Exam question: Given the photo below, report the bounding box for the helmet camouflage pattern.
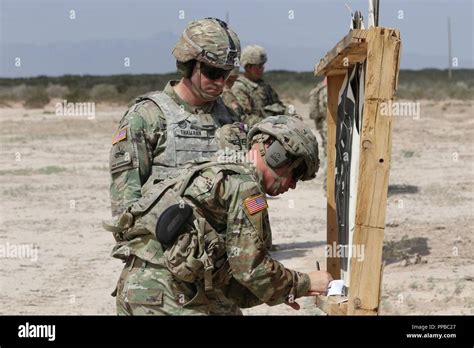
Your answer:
[240,45,267,67]
[248,115,320,181]
[172,17,241,70]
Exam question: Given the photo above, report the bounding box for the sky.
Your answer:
[0,0,473,77]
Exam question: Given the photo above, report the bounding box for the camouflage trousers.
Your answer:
[114,256,242,316]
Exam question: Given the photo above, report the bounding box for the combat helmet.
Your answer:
[240,45,267,67]
[248,115,319,182]
[173,17,240,71]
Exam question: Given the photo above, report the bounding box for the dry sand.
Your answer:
[0,98,472,315]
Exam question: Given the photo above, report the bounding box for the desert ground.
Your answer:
[0,97,472,315]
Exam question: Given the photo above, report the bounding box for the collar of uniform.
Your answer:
[238,75,259,89]
[243,161,266,194]
[164,80,215,115]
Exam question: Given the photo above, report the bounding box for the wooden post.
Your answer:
[313,27,401,316]
[347,28,400,315]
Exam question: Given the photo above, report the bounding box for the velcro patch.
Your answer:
[112,128,127,145]
[244,194,268,215]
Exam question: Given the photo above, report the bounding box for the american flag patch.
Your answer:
[112,128,127,144]
[244,194,268,215]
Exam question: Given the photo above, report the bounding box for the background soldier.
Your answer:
[109,115,332,315]
[309,78,328,190]
[231,45,289,127]
[109,18,241,217]
[221,67,245,118]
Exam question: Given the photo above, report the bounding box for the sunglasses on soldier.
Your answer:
[200,62,233,81]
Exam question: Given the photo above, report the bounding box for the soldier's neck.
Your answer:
[243,72,259,82]
[174,78,208,107]
[245,148,267,193]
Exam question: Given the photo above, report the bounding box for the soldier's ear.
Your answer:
[176,60,196,79]
[265,140,289,168]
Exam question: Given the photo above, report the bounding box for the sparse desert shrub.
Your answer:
[89,84,120,102]
[0,70,472,105]
[23,86,50,109]
[46,84,70,99]
[64,87,90,102]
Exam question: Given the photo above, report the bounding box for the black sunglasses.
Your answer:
[200,63,232,81]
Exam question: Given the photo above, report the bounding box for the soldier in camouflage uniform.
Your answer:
[309,78,328,190]
[231,45,289,127]
[107,115,333,315]
[309,78,327,157]
[109,18,241,217]
[221,67,245,118]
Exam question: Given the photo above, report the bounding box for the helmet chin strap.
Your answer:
[191,61,219,102]
[258,142,303,195]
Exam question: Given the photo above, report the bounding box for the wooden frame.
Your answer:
[314,27,401,315]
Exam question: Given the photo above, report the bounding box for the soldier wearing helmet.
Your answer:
[110,115,332,315]
[231,45,290,127]
[109,18,242,217]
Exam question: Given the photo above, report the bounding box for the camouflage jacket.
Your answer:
[111,161,311,307]
[221,85,244,119]
[109,80,238,216]
[309,81,327,127]
[231,75,287,126]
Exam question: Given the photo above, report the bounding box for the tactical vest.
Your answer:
[135,92,237,180]
[104,160,252,291]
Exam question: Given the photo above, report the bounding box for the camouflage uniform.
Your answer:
[109,18,241,217]
[309,80,328,157]
[231,45,287,127]
[309,80,327,191]
[108,116,319,315]
[221,67,245,118]
[221,86,243,117]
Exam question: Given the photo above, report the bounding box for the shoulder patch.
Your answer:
[112,128,127,145]
[243,193,268,215]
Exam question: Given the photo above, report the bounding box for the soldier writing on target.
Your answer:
[106,115,333,315]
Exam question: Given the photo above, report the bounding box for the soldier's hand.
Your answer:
[306,271,333,296]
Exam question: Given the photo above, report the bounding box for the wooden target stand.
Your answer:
[314,28,401,315]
